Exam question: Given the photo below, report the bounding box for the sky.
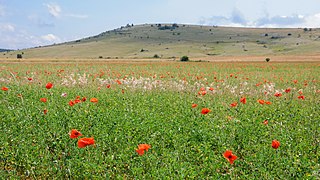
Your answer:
[1,0,320,49]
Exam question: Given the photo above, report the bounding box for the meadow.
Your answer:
[0,61,319,179]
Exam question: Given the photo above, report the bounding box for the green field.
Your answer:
[2,24,320,60]
[0,61,319,179]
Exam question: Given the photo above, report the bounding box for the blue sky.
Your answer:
[1,0,320,49]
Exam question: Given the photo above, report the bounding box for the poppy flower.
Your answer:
[43,109,48,115]
[223,150,237,164]
[69,100,75,106]
[90,98,98,103]
[192,103,198,108]
[81,97,87,102]
[230,102,238,107]
[27,77,33,81]
[258,99,265,105]
[45,82,53,89]
[69,129,83,139]
[40,98,47,103]
[263,120,268,125]
[106,84,111,88]
[78,137,95,148]
[272,140,280,149]
[2,86,8,91]
[298,95,305,100]
[274,92,282,97]
[201,108,210,115]
[285,88,291,93]
[265,101,272,105]
[209,87,214,91]
[136,144,151,156]
[240,97,246,104]
[74,99,81,104]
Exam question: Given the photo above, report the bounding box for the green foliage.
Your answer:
[180,55,189,61]
[0,62,319,179]
[266,57,270,62]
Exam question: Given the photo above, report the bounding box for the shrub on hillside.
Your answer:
[180,56,189,62]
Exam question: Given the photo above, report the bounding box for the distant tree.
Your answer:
[180,56,189,62]
[265,58,270,62]
[153,54,160,58]
[17,54,22,59]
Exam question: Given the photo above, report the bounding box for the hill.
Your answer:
[2,24,320,60]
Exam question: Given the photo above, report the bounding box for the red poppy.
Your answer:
[200,87,205,91]
[69,100,75,106]
[201,108,210,115]
[258,99,265,105]
[90,98,98,103]
[106,84,111,88]
[285,88,291,93]
[78,137,95,148]
[298,95,305,100]
[136,144,151,156]
[40,98,47,103]
[230,102,238,107]
[192,103,198,108]
[209,87,214,91]
[81,97,87,102]
[74,99,81,104]
[240,97,246,104]
[274,92,282,97]
[116,80,122,85]
[43,109,48,115]
[293,80,298,84]
[45,82,53,89]
[265,101,272,105]
[223,150,237,164]
[27,77,33,81]
[263,120,268,125]
[136,148,145,156]
[69,129,83,139]
[272,140,280,149]
[1,86,8,91]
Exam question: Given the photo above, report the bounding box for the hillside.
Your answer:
[2,24,320,60]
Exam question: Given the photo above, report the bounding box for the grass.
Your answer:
[2,24,320,60]
[0,61,319,179]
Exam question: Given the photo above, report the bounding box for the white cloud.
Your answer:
[200,11,320,28]
[41,34,61,42]
[45,3,61,18]
[0,23,15,32]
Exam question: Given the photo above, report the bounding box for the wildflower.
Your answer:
[61,92,67,97]
[293,80,298,84]
[201,108,210,115]
[69,100,75,106]
[192,103,198,108]
[263,120,268,125]
[285,88,291,93]
[90,98,98,103]
[43,109,48,115]
[81,97,87,102]
[106,84,111,88]
[74,99,81,104]
[45,82,53,89]
[40,98,47,103]
[78,137,95,148]
[230,102,238,107]
[1,86,8,91]
[209,87,214,91]
[136,144,151,156]
[223,150,237,164]
[272,140,280,149]
[240,97,246,104]
[69,129,83,139]
[298,95,305,100]
[265,101,272,105]
[258,99,265,105]
[274,92,282,97]
[27,77,33,81]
